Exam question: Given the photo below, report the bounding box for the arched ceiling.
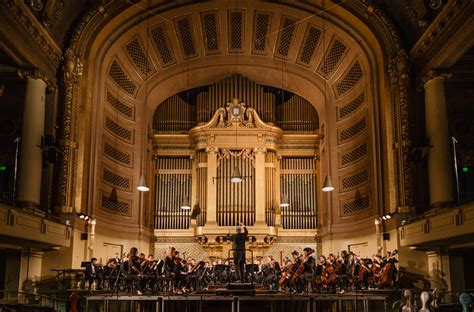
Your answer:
[85,0,382,230]
[94,1,372,120]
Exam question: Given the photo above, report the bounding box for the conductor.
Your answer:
[227,222,248,282]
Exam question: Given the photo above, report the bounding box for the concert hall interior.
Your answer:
[0,0,474,311]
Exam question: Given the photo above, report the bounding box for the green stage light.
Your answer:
[463,166,469,173]
[0,165,6,171]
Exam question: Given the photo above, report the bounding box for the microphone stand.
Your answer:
[452,136,460,204]
[13,137,20,205]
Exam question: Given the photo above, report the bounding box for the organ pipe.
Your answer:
[154,157,192,229]
[216,153,255,226]
[280,157,317,229]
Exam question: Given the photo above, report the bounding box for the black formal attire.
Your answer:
[227,226,248,282]
[85,262,103,290]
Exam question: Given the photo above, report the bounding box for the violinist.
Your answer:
[128,247,143,295]
[314,255,326,292]
[337,250,350,294]
[85,257,103,290]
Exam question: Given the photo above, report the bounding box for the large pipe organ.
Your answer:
[152,75,321,258]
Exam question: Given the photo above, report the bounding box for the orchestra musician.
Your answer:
[226,222,248,282]
[79,246,402,294]
[85,257,103,290]
[290,247,315,293]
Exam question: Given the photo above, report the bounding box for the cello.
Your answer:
[379,251,398,287]
[279,262,294,286]
[290,256,308,284]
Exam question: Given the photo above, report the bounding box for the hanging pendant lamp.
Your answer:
[180,196,191,210]
[137,174,150,192]
[280,193,289,207]
[231,165,242,183]
[322,175,335,192]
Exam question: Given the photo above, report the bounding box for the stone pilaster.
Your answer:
[206,147,218,225]
[254,147,266,225]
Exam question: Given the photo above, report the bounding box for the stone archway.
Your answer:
[59,0,412,255]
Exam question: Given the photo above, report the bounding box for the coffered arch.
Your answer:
[65,0,404,242]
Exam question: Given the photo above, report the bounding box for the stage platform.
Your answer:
[85,290,394,312]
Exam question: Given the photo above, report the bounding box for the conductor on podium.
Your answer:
[227,222,248,282]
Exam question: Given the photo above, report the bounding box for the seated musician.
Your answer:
[104,253,121,287]
[85,257,103,290]
[290,247,315,293]
[283,250,301,292]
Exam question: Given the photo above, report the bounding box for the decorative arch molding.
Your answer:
[56,0,414,234]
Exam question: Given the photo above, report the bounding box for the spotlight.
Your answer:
[84,215,90,221]
[78,213,85,219]
[385,214,392,220]
[382,216,387,220]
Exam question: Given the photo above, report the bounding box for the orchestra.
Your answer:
[81,247,399,295]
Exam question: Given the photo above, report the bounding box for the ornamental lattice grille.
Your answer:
[102,167,131,191]
[201,11,219,53]
[337,91,365,121]
[108,59,137,96]
[105,115,134,144]
[341,194,370,216]
[124,37,155,79]
[335,61,363,97]
[339,143,368,167]
[275,15,298,58]
[338,117,366,144]
[150,25,176,66]
[106,90,135,120]
[175,15,197,59]
[103,141,133,167]
[340,169,369,192]
[298,25,321,65]
[228,10,244,51]
[253,11,271,53]
[317,38,347,79]
[101,193,130,216]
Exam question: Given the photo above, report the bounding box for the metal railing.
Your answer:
[0,290,68,312]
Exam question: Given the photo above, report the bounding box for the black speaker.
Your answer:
[81,232,88,240]
[383,233,390,241]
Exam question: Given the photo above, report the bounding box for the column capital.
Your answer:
[62,47,84,84]
[18,68,55,92]
[253,147,266,154]
[205,146,218,154]
[421,69,452,88]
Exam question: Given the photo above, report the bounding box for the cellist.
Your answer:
[281,250,301,292]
